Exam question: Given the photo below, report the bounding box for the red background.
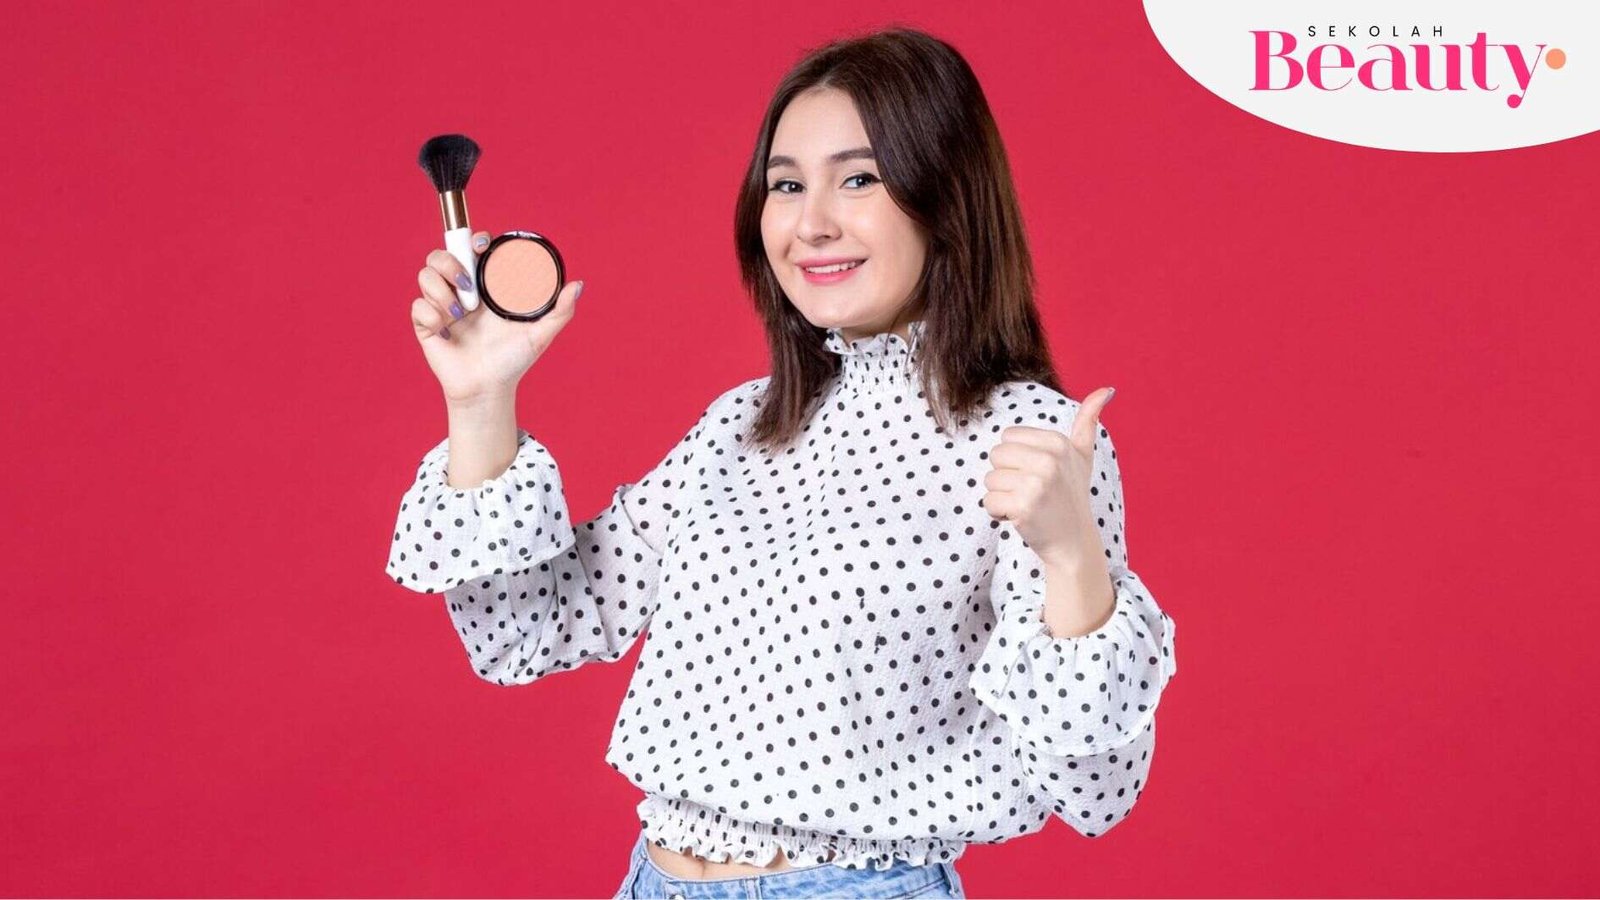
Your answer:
[5,0,1598,896]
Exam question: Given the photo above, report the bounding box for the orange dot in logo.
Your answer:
[1547,48,1566,69]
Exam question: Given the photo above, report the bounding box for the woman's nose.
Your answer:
[796,193,840,243]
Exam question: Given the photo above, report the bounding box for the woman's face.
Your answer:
[761,87,929,343]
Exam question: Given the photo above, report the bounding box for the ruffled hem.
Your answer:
[385,428,577,594]
[970,568,1177,758]
[635,794,966,872]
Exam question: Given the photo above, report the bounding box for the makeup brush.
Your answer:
[418,134,483,312]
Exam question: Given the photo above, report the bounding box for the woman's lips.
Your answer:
[799,259,865,285]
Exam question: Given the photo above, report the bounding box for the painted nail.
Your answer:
[455,273,473,292]
[449,301,464,320]
[474,235,488,250]
[440,325,451,340]
[574,280,585,300]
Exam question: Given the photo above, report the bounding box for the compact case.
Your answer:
[475,230,565,322]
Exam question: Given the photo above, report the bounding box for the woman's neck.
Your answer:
[835,309,924,344]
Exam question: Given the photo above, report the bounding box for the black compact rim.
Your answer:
[474,230,566,322]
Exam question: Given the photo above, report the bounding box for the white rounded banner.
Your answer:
[1143,0,1600,151]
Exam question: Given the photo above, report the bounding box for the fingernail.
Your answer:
[574,280,585,300]
[455,273,473,292]
[1106,387,1116,404]
[449,301,464,320]
[440,325,451,340]
[474,235,488,250]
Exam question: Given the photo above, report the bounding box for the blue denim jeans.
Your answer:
[612,830,968,899]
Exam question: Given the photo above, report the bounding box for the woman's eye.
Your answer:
[767,173,881,194]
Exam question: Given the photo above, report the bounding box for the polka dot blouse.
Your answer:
[386,317,1177,871]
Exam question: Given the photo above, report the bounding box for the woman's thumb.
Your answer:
[536,280,583,330]
[560,280,584,318]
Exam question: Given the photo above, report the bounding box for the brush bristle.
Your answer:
[418,134,482,193]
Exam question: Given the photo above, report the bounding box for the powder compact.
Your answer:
[474,230,565,322]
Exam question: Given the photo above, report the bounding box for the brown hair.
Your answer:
[734,25,1063,453]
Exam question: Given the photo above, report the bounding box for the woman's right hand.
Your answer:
[410,231,585,405]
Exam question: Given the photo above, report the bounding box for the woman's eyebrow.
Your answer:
[766,147,876,170]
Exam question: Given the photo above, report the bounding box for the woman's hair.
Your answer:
[734,25,1064,453]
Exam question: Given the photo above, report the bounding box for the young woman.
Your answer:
[389,26,1177,900]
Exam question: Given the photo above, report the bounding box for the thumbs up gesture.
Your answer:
[982,387,1117,570]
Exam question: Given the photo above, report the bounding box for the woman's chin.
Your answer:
[791,297,877,328]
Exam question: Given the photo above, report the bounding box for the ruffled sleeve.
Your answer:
[385,428,577,594]
[969,553,1175,757]
[384,398,717,685]
[969,420,1177,835]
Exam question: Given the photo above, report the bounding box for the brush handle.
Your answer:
[444,226,480,312]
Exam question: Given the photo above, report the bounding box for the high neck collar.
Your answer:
[823,318,927,397]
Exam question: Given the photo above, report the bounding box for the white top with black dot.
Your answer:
[386,317,1177,871]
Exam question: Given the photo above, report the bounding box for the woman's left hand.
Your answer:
[981,387,1117,569]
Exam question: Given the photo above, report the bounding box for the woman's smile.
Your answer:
[800,258,866,284]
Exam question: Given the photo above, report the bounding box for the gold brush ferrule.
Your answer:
[438,190,470,231]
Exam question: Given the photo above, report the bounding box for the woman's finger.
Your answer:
[410,296,449,340]
[472,231,491,254]
[554,279,584,320]
[425,247,475,296]
[1071,387,1116,447]
[418,266,468,324]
